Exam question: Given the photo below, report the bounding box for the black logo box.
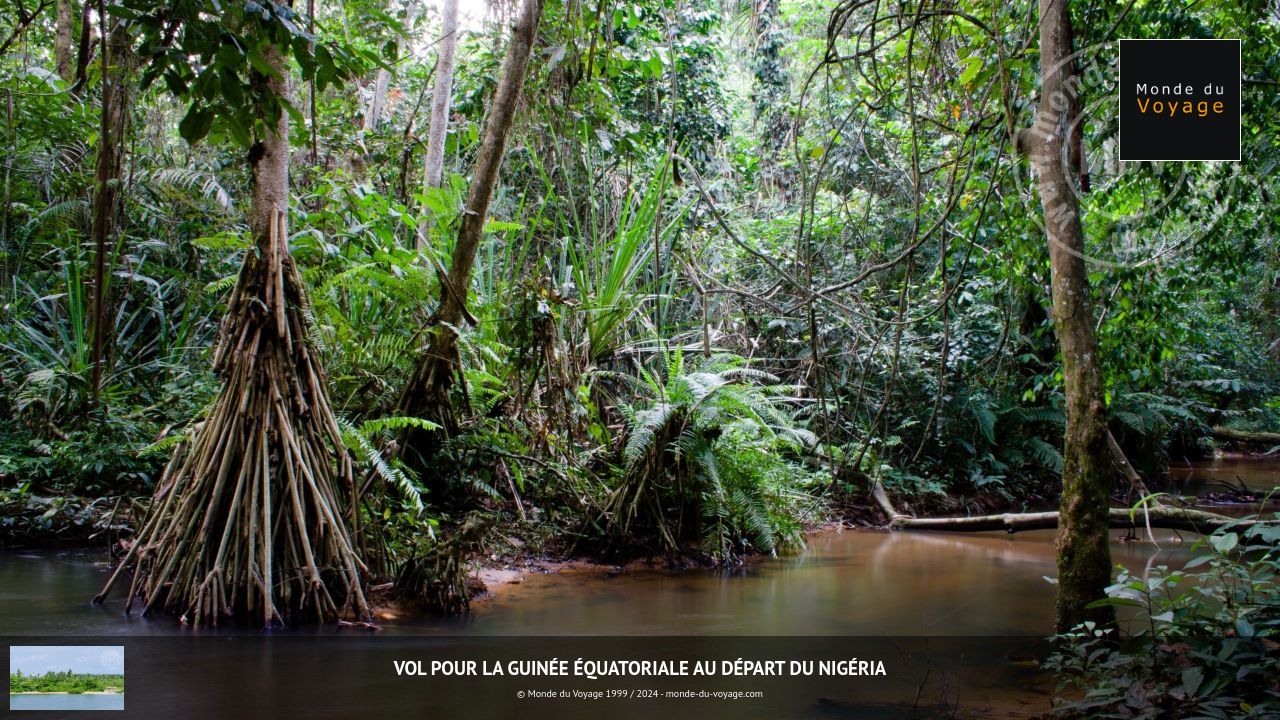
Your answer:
[1119,38,1241,162]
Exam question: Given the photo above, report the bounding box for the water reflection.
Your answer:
[465,528,1192,637]
[1169,454,1280,494]
[2,456,1273,638]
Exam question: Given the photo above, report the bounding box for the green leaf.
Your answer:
[1210,532,1238,554]
[178,105,214,144]
[215,43,243,69]
[247,44,283,80]
[419,186,454,217]
[483,220,524,234]
[1183,554,1213,569]
[1087,596,1144,608]
[1181,666,1204,698]
[646,53,663,78]
[218,67,245,107]
[293,36,317,77]
[163,70,188,97]
[958,56,982,86]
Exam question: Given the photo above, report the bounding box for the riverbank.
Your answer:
[463,521,853,604]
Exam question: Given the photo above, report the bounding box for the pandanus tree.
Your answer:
[95,0,371,625]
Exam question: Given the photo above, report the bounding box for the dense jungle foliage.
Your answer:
[9,671,125,694]
[1,0,1279,638]
[1047,514,1280,718]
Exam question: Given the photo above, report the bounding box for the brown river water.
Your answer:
[1168,453,1280,494]
[1,456,1276,719]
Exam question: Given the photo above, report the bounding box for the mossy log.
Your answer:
[1211,427,1280,445]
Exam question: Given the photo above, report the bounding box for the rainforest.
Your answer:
[1,0,1278,717]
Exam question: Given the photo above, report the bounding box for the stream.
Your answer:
[2,456,1276,718]
[0,526,1206,637]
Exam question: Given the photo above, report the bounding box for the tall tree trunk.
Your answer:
[72,0,93,93]
[96,41,369,627]
[1268,247,1280,362]
[54,0,75,82]
[362,69,391,132]
[1018,0,1114,632]
[87,9,132,405]
[422,0,459,195]
[397,0,543,468]
[415,0,459,251]
[250,49,291,250]
[363,1,418,135]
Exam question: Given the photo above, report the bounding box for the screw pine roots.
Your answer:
[95,209,369,626]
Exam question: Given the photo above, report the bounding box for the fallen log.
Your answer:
[888,506,1269,535]
[869,475,1267,535]
[1211,427,1280,445]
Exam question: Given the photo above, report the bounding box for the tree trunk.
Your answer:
[96,42,369,627]
[248,54,291,249]
[363,1,416,135]
[396,0,543,468]
[751,0,788,190]
[72,0,93,93]
[362,69,391,132]
[417,0,459,253]
[1018,0,1114,633]
[423,0,459,190]
[54,0,75,82]
[1108,429,1153,499]
[87,12,132,405]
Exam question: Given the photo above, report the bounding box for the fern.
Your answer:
[602,348,819,562]
[1026,437,1065,473]
[140,432,188,457]
[202,275,239,297]
[357,415,440,437]
[339,417,428,514]
[136,168,235,211]
[11,200,89,246]
[1113,410,1147,434]
[969,397,997,444]
[1004,405,1066,426]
